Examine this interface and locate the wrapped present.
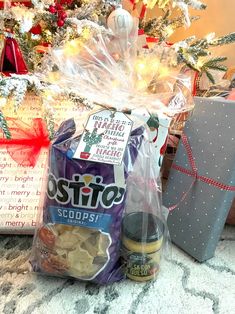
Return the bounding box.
[0,93,84,234]
[163,97,235,262]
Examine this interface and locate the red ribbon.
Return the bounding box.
[0,118,50,167]
[129,0,147,19]
[139,4,147,19]
[192,71,199,96]
[169,133,235,211]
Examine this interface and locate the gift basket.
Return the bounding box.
[29,18,194,284]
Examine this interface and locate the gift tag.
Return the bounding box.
[73,110,133,165]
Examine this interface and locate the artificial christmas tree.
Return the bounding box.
[0,0,234,128]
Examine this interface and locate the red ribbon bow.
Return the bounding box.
[0,118,50,167]
[169,134,235,211]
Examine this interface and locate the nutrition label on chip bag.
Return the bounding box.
[73,110,133,165]
[0,95,81,234]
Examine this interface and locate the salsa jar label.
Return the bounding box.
[125,251,161,280]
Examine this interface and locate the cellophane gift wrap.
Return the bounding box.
[30,24,193,284]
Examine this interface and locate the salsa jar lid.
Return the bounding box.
[122,212,164,243]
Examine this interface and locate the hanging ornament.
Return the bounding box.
[57,19,65,27]
[48,2,67,28]
[107,5,134,37]
[0,32,28,76]
[59,11,67,20]
[29,24,42,35]
[49,5,57,14]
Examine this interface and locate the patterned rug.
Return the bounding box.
[0,226,234,314]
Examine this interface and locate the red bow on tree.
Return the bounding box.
[0,118,50,167]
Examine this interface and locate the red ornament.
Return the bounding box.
[60,0,73,5]
[57,19,65,27]
[55,3,63,10]
[29,24,42,35]
[59,11,67,20]
[49,5,57,14]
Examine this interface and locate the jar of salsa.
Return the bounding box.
[122,212,164,282]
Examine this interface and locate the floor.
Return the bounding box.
[0,226,234,314]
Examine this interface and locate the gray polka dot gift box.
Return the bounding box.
[163,97,235,262]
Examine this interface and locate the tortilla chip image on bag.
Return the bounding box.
[30,118,144,284]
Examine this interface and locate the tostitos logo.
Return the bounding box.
[47,173,126,209]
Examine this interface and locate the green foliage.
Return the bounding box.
[44,112,55,140]
[0,111,11,139]
[200,57,228,84]
[176,33,235,82]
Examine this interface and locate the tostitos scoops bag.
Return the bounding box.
[30,117,145,283]
[30,24,193,283]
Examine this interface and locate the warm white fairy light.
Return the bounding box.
[165,25,174,37]
[0,97,7,108]
[205,32,215,43]
[140,0,170,9]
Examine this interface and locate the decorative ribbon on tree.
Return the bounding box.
[128,0,147,19]
[0,118,50,167]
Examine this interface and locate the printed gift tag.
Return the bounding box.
[73,110,133,165]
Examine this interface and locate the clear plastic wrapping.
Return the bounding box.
[30,24,193,283]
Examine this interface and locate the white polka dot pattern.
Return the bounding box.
[163,97,235,262]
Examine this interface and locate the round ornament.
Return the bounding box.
[107,6,133,37]
[49,5,57,14]
[55,3,63,10]
[57,19,65,27]
[59,11,67,20]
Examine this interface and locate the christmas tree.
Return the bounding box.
[0,0,235,137]
[0,1,234,75]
